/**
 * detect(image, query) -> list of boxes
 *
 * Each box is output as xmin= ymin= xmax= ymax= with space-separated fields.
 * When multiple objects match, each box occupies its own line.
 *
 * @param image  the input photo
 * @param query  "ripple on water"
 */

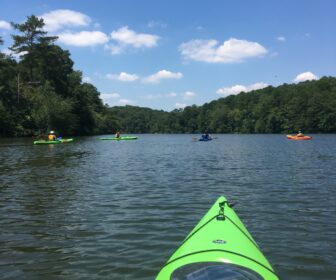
xmin=0 ymin=134 xmax=336 ymax=279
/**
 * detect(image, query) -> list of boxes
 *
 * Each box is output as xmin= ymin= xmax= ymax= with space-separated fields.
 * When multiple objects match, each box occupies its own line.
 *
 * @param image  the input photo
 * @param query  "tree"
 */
xmin=0 ymin=36 xmax=20 ymax=135
xmin=29 ymin=82 xmax=77 ymax=134
xmin=35 ymin=44 xmax=74 ymax=97
xmin=10 ymin=15 xmax=57 ymax=82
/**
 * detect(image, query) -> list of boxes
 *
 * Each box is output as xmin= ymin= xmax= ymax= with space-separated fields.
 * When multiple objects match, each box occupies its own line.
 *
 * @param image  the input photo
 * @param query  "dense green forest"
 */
xmin=1 ymin=15 xmax=336 ymax=136
xmin=110 ymin=76 xmax=336 ymax=134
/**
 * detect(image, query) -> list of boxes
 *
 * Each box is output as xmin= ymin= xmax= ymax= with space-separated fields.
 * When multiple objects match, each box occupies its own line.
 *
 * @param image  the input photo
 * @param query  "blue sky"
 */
xmin=1 ymin=0 xmax=335 ymax=111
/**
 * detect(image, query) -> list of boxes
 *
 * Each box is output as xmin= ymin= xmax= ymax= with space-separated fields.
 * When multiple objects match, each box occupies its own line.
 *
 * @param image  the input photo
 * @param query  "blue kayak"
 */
xmin=199 ymin=138 xmax=212 ymax=141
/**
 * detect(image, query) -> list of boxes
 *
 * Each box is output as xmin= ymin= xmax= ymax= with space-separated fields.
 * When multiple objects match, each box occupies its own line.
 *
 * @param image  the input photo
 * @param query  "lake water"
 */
xmin=0 ymin=134 xmax=335 ymax=279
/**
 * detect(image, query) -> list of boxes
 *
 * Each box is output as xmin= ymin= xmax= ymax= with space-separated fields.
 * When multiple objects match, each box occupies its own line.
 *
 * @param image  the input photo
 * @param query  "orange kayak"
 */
xmin=287 ymin=135 xmax=312 ymax=140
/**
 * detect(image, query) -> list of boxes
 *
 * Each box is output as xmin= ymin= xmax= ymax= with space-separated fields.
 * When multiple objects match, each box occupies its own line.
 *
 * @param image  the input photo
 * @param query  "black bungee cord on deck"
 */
xmin=217 ymin=200 xmax=236 ymax=221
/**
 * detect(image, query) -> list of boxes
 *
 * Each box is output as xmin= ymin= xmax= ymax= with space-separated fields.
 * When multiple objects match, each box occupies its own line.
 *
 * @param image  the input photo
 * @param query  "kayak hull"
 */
xmin=33 ymin=138 xmax=74 ymax=145
xmin=156 ymin=196 xmax=279 ymax=280
xmin=198 ymin=138 xmax=212 ymax=141
xmin=99 ymin=136 xmax=138 ymax=140
xmin=287 ymin=135 xmax=312 ymax=140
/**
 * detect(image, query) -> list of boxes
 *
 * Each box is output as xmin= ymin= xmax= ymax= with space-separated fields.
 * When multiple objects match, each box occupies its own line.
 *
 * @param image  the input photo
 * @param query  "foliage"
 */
xmin=107 ymin=78 xmax=336 ymax=134
xmin=0 ymin=16 xmax=336 ymax=137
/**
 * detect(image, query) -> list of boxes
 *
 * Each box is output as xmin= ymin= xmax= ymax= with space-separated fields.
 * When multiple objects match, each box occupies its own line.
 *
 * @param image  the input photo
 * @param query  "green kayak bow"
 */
xmin=156 ymin=196 xmax=279 ymax=280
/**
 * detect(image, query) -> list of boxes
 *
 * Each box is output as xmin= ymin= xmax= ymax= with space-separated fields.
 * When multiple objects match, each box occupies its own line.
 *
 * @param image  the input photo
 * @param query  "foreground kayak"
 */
xmin=33 ymin=138 xmax=74 ymax=145
xmin=99 ymin=136 xmax=138 ymax=140
xmin=156 ymin=196 xmax=279 ymax=280
xmin=287 ymin=135 xmax=312 ymax=140
xmin=199 ymin=138 xmax=212 ymax=141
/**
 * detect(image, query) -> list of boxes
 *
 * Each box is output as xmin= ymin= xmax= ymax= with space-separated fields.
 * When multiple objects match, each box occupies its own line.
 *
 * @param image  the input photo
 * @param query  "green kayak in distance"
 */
xmin=33 ymin=138 xmax=74 ymax=145
xmin=156 ymin=196 xmax=279 ymax=280
xmin=99 ymin=136 xmax=138 ymax=140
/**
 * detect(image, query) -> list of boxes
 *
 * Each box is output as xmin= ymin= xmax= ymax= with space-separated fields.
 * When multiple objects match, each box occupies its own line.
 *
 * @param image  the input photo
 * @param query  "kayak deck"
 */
xmin=156 ymin=196 xmax=279 ymax=280
xmin=33 ymin=138 xmax=74 ymax=145
xmin=99 ymin=136 xmax=138 ymax=140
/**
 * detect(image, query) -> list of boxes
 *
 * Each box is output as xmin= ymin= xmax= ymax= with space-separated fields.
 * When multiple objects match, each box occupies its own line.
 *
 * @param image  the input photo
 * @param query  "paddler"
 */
xmin=115 ymin=131 xmax=121 ymax=138
xmin=297 ymin=130 xmax=304 ymax=137
xmin=48 ymin=130 xmax=57 ymax=141
xmin=201 ymin=131 xmax=211 ymax=140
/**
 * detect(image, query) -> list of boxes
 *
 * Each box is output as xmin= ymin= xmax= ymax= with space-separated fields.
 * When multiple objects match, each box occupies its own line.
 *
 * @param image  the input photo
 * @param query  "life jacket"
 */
xmin=48 ymin=134 xmax=56 ymax=141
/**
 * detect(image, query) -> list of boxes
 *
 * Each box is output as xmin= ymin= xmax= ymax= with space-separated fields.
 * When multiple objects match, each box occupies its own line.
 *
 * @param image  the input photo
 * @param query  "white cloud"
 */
xmin=179 ymin=38 xmax=267 ymax=63
xmin=1 ymin=48 xmax=28 ymax=59
xmin=143 ymin=94 xmax=162 ymax=100
xmin=100 ymin=92 xmax=135 ymax=106
xmin=106 ymin=26 xmax=159 ymax=54
xmin=19 ymin=51 xmax=29 ymax=56
xmin=167 ymin=92 xmax=177 ymax=97
xmin=100 ymin=93 xmax=122 ymax=106
xmin=40 ymin=9 xmax=91 ymax=32
xmin=248 ymin=82 xmax=269 ymax=91
xmin=111 ymin=26 xmax=159 ymax=48
xmin=106 ymin=72 xmax=139 ymax=82
xmin=143 ymin=70 xmax=183 ymax=83
xmin=119 ymin=98 xmax=134 ymax=105
xmin=109 ymin=93 xmax=121 ymax=98
xmin=217 ymin=85 xmax=246 ymax=96
xmin=83 ymin=76 xmax=92 ymax=83
xmin=183 ymin=91 xmax=196 ymax=99
xmin=277 ymin=36 xmax=286 ymax=42
xmin=175 ymin=103 xmax=187 ymax=109
xmin=100 ymin=93 xmax=120 ymax=98
xmin=104 ymin=44 xmax=124 ymax=55
xmin=1 ymin=49 xmax=13 ymax=56
xmin=57 ymin=31 xmax=109 ymax=46
xmin=217 ymin=82 xmax=268 ymax=97
xmin=0 ymin=20 xmax=11 ymax=30
xmin=293 ymin=72 xmax=318 ymax=83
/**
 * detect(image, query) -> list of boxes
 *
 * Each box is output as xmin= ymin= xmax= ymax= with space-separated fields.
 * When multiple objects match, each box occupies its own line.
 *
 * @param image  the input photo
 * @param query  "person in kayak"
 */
xmin=201 ymin=131 xmax=212 ymax=140
xmin=48 ymin=131 xmax=57 ymax=141
xmin=297 ymin=130 xmax=304 ymax=137
xmin=115 ymin=131 xmax=121 ymax=138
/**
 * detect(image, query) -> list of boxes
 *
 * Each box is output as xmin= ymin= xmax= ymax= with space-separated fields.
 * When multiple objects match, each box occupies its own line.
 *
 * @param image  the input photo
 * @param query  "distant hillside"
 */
xmin=109 ymin=77 xmax=336 ymax=133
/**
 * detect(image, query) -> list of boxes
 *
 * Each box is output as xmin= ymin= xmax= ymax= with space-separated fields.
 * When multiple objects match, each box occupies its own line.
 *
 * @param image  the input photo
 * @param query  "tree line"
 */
xmin=110 ymin=76 xmax=336 ymax=134
xmin=1 ymin=15 xmax=336 ymax=136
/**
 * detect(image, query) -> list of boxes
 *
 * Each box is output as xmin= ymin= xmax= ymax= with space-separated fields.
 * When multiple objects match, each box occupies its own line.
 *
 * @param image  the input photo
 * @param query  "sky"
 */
xmin=1 ymin=0 xmax=335 ymax=111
